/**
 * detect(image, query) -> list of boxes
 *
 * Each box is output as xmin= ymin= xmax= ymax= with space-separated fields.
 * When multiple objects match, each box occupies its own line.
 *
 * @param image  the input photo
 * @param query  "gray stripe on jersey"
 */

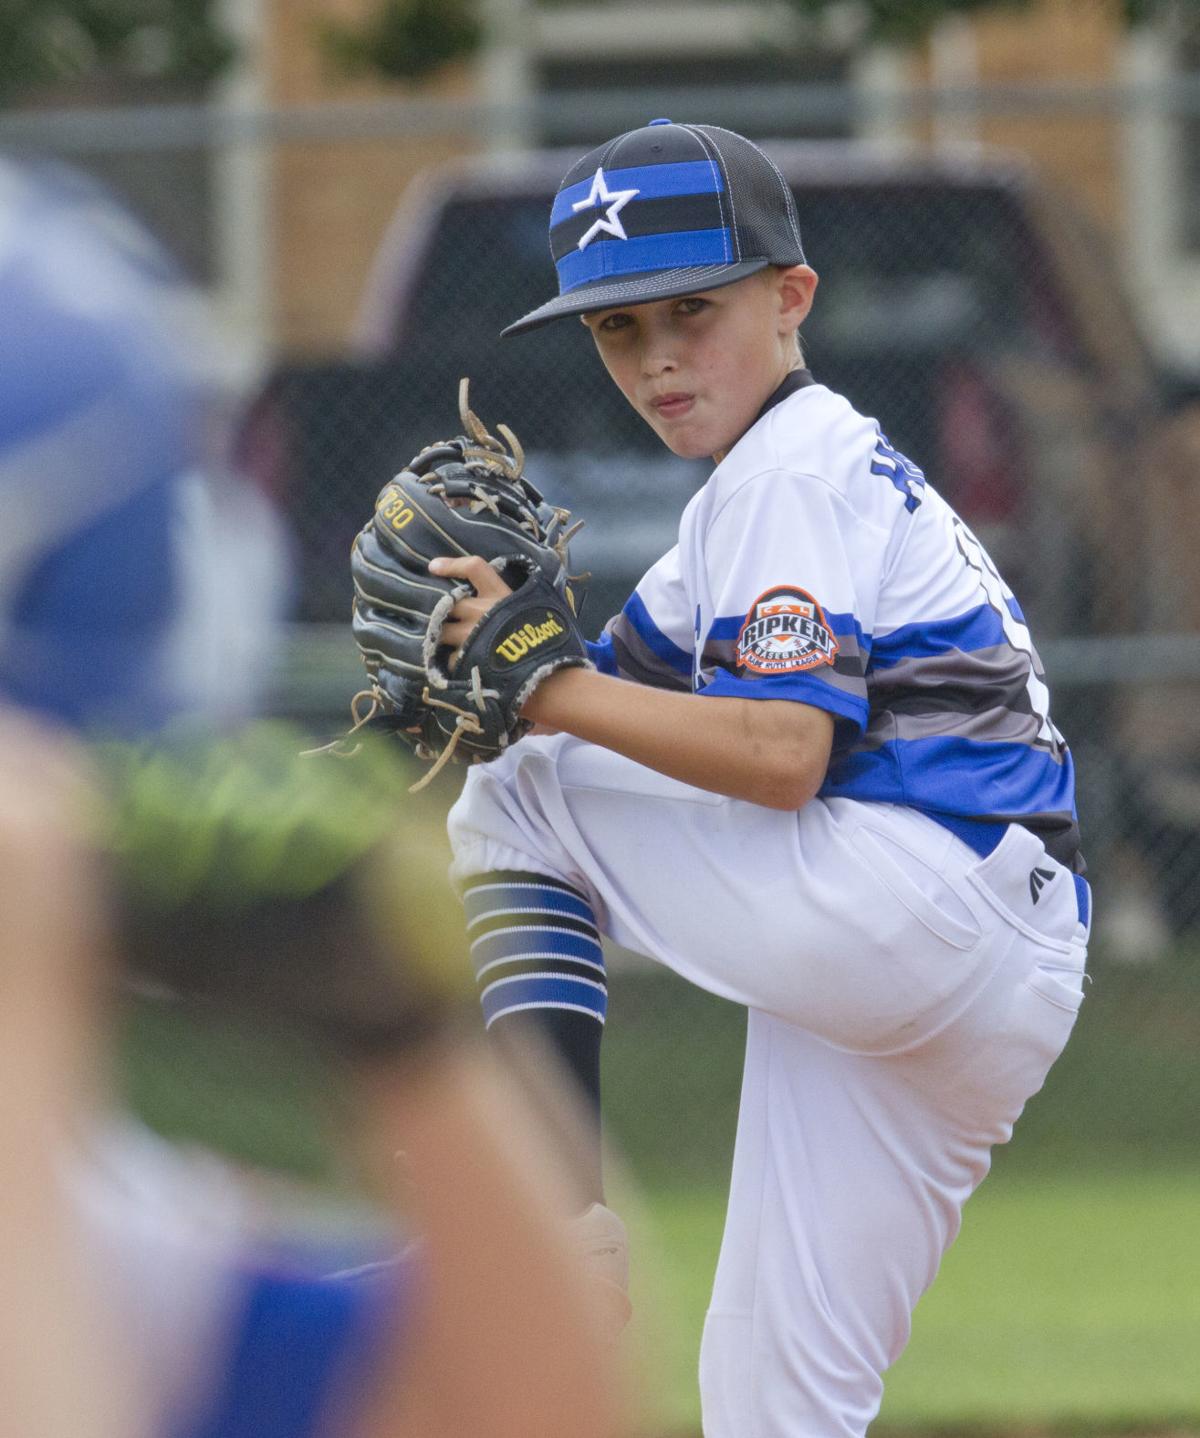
xmin=702 ymin=637 xmax=867 ymax=694
xmin=861 ymin=640 xmax=1070 ymax=757
xmin=861 ymin=703 xmax=1049 ymax=750
xmin=868 ymin=643 xmax=1036 ymax=714
xmin=605 ymin=612 xmax=693 ymax=692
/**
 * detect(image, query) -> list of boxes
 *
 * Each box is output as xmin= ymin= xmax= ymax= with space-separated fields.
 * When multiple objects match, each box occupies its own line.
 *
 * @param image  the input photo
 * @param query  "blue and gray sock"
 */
xmin=461 ymin=868 xmax=606 ymax=1197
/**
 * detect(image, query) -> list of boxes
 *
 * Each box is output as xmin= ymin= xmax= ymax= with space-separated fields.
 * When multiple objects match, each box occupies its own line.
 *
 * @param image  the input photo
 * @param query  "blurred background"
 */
xmin=5 ymin=1 xmax=1198 ymax=1432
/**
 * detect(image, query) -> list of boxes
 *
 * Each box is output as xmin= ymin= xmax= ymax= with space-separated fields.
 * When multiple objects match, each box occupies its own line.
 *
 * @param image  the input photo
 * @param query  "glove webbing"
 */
xmin=302 ymin=679 xmax=503 ymax=793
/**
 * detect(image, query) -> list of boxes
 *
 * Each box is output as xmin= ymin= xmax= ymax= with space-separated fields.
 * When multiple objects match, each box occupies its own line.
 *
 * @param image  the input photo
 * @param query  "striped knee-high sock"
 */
xmin=462 ymin=869 xmax=606 ymax=1196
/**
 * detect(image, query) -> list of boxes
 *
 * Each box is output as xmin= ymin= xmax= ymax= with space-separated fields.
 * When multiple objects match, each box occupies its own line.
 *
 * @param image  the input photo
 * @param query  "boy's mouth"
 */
xmin=649 ymin=392 xmax=694 ymax=420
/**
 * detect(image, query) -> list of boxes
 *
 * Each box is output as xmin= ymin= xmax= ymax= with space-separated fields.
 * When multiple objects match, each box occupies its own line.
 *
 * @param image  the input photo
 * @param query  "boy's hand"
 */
xmin=428 ymin=555 xmax=513 ymax=668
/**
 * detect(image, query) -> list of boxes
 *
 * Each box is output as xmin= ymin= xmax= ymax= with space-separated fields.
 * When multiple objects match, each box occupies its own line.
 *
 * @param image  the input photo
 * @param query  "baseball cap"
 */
xmin=502 ymin=119 xmax=806 ymax=337
xmin=0 ymin=159 xmax=289 ymax=733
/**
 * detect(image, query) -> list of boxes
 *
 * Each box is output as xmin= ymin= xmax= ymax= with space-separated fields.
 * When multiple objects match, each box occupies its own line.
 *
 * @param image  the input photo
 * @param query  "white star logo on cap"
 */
xmin=572 ymin=168 xmax=640 ymax=251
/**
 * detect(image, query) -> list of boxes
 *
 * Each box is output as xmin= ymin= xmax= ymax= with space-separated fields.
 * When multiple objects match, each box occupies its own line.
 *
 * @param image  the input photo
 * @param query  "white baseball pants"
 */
xmin=448 ymin=734 xmax=1089 ymax=1438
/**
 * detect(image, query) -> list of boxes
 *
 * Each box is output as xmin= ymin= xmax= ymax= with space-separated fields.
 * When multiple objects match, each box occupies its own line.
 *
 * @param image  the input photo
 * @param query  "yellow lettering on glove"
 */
xmin=376 ymin=485 xmax=415 ymax=531
xmin=496 ymin=615 xmax=565 ymax=664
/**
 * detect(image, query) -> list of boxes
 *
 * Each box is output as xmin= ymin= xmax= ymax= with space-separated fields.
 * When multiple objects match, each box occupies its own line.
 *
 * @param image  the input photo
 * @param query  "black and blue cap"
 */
xmin=502 ymin=119 xmax=806 ymax=337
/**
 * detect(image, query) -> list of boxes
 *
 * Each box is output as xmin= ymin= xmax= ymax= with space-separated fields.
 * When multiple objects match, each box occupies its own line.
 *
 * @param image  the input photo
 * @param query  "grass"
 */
xmin=881 ymin=1167 xmax=1200 ymax=1427
xmin=634 ymin=1170 xmax=1200 ymax=1435
xmin=600 ymin=952 xmax=1200 ymax=1434
xmin=119 ymin=950 xmax=1200 ymax=1435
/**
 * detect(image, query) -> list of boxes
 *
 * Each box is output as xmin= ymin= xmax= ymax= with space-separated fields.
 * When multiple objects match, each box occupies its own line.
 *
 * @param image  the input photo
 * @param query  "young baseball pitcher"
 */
xmin=425 ymin=120 xmax=1089 ymax=1436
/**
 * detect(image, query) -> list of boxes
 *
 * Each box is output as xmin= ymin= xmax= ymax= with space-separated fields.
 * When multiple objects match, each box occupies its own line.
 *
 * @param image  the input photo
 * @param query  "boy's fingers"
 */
xmin=439 ymin=618 xmax=474 ymax=649
xmin=428 ymin=555 xmax=512 ymax=600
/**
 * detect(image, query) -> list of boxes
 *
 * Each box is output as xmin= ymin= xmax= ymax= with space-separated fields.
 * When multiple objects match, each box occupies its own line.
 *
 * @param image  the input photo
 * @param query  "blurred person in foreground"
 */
xmin=0 ymin=156 xmax=626 ymax=1438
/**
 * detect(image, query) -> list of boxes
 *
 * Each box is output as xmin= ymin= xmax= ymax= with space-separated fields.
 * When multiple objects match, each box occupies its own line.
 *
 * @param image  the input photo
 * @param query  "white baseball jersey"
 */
xmin=589 ymin=371 xmax=1083 ymax=878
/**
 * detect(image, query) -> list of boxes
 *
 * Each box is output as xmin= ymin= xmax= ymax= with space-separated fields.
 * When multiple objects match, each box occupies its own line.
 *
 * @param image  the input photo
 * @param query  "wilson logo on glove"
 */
xmin=495 ymin=612 xmax=567 ymax=665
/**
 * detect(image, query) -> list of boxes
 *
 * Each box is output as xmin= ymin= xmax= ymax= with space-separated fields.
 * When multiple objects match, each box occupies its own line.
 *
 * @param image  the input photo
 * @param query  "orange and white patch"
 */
xmin=736 ymin=586 xmax=839 ymax=675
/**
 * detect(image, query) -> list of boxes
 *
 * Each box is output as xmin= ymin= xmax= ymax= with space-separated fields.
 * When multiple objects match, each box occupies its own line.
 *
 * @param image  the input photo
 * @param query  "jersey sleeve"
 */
xmin=586 ymin=544 xmax=694 ymax=692
xmin=697 ymin=471 xmax=878 ymax=734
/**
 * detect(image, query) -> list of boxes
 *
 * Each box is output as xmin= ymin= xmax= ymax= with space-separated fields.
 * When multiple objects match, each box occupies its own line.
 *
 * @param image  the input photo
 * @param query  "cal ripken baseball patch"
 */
xmin=736 ymin=586 xmax=839 ymax=675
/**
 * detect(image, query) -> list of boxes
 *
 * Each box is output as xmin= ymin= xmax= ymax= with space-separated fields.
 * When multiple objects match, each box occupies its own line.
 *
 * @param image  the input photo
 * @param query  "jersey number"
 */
xmin=952 ymin=517 xmax=1063 ymax=752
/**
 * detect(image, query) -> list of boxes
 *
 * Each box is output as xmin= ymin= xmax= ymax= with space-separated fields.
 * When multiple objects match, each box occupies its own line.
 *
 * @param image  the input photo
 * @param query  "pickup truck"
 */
xmin=238 ymin=140 xmax=1200 ymax=942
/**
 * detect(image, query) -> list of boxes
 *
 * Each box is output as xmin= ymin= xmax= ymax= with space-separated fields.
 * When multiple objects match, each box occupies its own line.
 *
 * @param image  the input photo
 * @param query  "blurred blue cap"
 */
xmin=0 ymin=159 xmax=289 ymax=732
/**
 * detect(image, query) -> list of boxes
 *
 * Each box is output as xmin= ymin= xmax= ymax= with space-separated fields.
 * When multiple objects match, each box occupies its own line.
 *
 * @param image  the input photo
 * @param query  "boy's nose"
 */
xmin=640 ymin=339 xmax=678 ymax=378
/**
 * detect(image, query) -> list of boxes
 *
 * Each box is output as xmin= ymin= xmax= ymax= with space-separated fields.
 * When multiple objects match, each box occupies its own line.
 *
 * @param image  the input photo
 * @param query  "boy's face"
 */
xmin=580 ymin=266 xmax=817 ymax=462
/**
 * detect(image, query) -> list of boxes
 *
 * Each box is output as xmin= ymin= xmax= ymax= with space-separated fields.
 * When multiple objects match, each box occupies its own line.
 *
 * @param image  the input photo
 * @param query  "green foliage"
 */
xmin=320 ymin=0 xmax=482 ymax=84
xmin=782 ymin=0 xmax=1174 ymax=46
xmin=783 ymin=0 xmax=1028 ymax=47
xmin=1122 ymin=0 xmax=1177 ymax=23
xmin=0 ymin=0 xmax=235 ymax=105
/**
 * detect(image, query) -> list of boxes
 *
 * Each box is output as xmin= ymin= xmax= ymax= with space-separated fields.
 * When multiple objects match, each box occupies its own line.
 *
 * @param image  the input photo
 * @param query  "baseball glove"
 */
xmin=345 ymin=379 xmax=591 ymax=785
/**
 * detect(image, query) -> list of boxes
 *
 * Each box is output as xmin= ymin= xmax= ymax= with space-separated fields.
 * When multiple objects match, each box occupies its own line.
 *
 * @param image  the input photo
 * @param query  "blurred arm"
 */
xmin=0 ymin=716 xmax=149 ymax=1438
xmin=352 ymin=1043 xmax=627 ymax=1438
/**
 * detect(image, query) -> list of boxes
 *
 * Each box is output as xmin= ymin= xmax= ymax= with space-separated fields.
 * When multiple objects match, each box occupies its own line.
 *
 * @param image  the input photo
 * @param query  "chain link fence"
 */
xmin=5 ymin=78 xmax=1199 ymax=1151
xmin=6 ymin=78 xmax=1199 ymax=953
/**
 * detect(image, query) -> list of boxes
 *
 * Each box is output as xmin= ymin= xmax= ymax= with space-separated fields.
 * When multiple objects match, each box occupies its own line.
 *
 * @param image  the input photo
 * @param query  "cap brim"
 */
xmin=501 ymin=259 xmax=771 ymax=337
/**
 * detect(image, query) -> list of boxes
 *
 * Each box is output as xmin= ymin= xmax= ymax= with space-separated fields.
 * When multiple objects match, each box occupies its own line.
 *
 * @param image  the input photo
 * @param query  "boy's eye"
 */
xmin=677 ymin=297 xmax=709 ymax=316
xmin=597 ymin=312 xmax=633 ymax=332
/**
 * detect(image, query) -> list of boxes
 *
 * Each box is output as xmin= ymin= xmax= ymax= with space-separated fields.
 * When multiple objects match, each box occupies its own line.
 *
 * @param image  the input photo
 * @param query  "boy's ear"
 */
xmin=775 ymin=265 xmax=818 ymax=335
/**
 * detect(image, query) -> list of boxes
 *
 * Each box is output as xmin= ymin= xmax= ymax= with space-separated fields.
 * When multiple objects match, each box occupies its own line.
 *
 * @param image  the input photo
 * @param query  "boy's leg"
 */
xmin=699 ymin=938 xmax=1083 ymax=1437
xmin=448 ymin=733 xmax=1088 ymax=1432
xmin=459 ymin=867 xmax=608 ymax=1203
xmin=448 ymin=734 xmax=1035 ymax=1052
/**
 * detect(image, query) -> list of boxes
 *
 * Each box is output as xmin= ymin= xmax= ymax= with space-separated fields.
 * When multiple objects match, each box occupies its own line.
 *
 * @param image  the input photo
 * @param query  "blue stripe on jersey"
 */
xmin=557 ymin=228 xmax=733 ymax=293
xmin=176 ymin=1267 xmax=387 ymax=1438
xmin=464 ymin=883 xmax=596 ymax=928
xmin=624 ymin=591 xmax=694 ymax=675
xmin=869 ymin=604 xmax=1007 ymax=668
xmin=587 ymin=633 xmax=621 ymax=675
xmin=551 ymin=160 xmax=725 ymax=226
xmin=822 ymin=736 xmax=1077 ymax=821
xmin=707 ymin=608 xmax=868 ymax=652
xmin=471 ymin=926 xmax=605 ymax=978
xmin=481 ymin=974 xmax=607 ymax=1027
xmin=1074 ymin=874 xmax=1091 ymax=928
xmin=1006 ymin=594 xmax=1027 ymax=624
xmin=932 ymin=812 xmax=1007 ymax=857
xmin=699 ymin=669 xmax=869 ymax=731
